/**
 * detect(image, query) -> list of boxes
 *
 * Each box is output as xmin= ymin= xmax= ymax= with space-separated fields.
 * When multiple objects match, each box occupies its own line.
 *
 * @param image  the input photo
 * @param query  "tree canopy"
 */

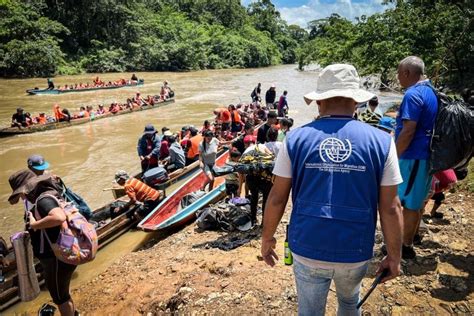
xmin=1 ymin=0 xmax=471 ymax=89
xmin=297 ymin=0 xmax=474 ymax=88
xmin=0 ymin=0 xmax=306 ymax=77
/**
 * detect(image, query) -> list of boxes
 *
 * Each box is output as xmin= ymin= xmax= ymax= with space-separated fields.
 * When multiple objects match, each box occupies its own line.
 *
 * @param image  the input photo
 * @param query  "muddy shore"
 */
xmin=23 ymin=190 xmax=473 ymax=315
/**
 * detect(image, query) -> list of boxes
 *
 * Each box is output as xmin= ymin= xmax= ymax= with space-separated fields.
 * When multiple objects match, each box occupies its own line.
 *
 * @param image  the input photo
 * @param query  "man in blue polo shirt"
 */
xmin=261 ymin=64 xmax=403 ymax=315
xmin=395 ymin=56 xmax=437 ymax=259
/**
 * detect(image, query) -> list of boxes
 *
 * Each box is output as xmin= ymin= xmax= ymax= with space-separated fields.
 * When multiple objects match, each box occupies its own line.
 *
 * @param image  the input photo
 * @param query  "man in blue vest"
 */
xmin=261 ymin=64 xmax=403 ymax=315
xmin=395 ymin=56 xmax=437 ymax=259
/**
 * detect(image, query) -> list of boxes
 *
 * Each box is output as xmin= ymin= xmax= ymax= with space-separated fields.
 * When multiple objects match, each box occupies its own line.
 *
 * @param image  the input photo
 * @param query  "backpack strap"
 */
xmin=34 ymin=194 xmax=64 ymax=254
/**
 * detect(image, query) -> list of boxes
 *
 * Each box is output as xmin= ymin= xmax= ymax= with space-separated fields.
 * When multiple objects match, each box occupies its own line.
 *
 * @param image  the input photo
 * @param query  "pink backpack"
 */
xmin=35 ymin=194 xmax=98 ymax=265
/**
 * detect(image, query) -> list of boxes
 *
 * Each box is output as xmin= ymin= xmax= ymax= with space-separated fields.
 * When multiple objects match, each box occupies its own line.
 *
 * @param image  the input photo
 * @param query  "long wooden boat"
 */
xmin=0 ymin=98 xmax=174 ymax=137
xmin=0 ymin=193 xmax=162 ymax=311
xmin=138 ymin=151 xmax=229 ymax=232
xmin=26 ymin=79 xmax=144 ymax=95
xmin=111 ymin=149 xmax=226 ymax=199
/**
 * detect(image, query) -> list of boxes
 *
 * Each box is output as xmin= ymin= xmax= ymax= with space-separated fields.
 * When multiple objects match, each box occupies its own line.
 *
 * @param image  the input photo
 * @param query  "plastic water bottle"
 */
xmin=284 ymin=225 xmax=293 ymax=266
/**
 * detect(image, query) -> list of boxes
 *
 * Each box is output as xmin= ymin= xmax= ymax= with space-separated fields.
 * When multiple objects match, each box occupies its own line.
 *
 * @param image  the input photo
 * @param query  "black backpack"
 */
xmin=428 ymin=89 xmax=474 ymax=175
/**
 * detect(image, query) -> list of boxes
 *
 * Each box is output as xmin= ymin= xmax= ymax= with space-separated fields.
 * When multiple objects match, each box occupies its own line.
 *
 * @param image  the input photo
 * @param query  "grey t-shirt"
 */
xmin=199 ymin=138 xmax=219 ymax=165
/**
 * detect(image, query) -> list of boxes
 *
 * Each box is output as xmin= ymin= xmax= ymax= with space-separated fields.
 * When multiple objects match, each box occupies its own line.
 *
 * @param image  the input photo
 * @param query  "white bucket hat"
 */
xmin=304 ymin=64 xmax=375 ymax=104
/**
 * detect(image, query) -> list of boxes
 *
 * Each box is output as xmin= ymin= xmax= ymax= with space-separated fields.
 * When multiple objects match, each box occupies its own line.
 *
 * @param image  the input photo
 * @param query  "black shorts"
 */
xmin=231 ymin=122 xmax=242 ymax=133
xmin=40 ymin=257 xmax=77 ymax=305
xmin=221 ymin=122 xmax=231 ymax=132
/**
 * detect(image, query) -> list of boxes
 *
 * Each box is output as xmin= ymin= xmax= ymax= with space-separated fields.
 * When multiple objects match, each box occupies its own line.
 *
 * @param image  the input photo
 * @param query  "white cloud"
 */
xmin=280 ymin=0 xmax=392 ymax=28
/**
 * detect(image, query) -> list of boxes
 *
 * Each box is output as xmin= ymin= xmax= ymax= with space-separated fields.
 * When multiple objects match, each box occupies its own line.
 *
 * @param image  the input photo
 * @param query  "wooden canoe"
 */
xmin=0 ymin=98 xmax=175 ymax=138
xmin=111 ymin=149 xmax=226 ymax=199
xmin=138 ymin=151 xmax=229 ymax=232
xmin=26 ymin=80 xmax=144 ymax=95
xmin=0 ymin=193 xmax=163 ymax=311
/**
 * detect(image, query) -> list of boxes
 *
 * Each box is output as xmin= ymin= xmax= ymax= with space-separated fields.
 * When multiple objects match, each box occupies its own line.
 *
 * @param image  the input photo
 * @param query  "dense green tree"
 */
xmin=298 ymin=0 xmax=473 ymax=87
xmin=0 ymin=0 xmax=68 ymax=77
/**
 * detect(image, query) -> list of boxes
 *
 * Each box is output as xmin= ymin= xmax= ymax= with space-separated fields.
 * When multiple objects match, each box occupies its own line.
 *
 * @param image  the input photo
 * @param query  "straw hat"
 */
xmin=304 ymin=64 xmax=375 ymax=104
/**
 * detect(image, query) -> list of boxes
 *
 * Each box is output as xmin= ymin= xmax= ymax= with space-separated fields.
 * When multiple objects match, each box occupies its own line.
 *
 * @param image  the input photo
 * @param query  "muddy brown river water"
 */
xmin=0 ymin=64 xmax=402 ymax=313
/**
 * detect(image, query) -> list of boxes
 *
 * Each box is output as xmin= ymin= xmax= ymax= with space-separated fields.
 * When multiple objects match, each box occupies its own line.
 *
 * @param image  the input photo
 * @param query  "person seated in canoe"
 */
xmin=163 ymin=135 xmax=186 ymax=172
xmin=47 ymin=78 xmax=54 ymax=90
xmin=185 ymin=127 xmax=202 ymax=166
xmin=35 ymin=112 xmax=48 ymax=125
xmin=109 ymin=102 xmax=121 ymax=114
xmin=131 ymin=73 xmax=138 ymax=82
xmin=138 ymin=124 xmax=161 ymax=172
xmin=93 ymin=76 xmax=101 ymax=86
xmin=160 ymin=129 xmax=172 ymax=160
xmin=114 ymin=170 xmax=163 ymax=218
xmin=96 ymin=104 xmax=107 ymax=116
xmin=145 ymin=95 xmax=155 ymax=106
xmin=134 ymin=92 xmax=146 ymax=106
xmin=53 ymin=104 xmax=71 ymax=122
xmin=11 ymin=107 xmax=29 ymax=129
xmin=74 ymin=106 xmax=87 ymax=119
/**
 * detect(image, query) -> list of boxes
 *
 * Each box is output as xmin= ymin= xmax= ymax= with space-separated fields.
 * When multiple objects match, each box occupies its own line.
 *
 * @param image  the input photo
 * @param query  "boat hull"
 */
xmin=0 ymin=195 xmax=156 ymax=311
xmin=26 ymin=80 xmax=144 ymax=95
xmin=138 ymin=151 xmax=229 ymax=232
xmin=0 ymin=98 xmax=174 ymax=137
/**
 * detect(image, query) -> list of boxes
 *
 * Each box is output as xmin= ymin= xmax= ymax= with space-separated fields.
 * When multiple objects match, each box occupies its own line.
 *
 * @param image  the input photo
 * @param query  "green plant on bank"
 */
xmin=297 ymin=0 xmax=474 ymax=88
xmin=457 ymin=160 xmax=474 ymax=193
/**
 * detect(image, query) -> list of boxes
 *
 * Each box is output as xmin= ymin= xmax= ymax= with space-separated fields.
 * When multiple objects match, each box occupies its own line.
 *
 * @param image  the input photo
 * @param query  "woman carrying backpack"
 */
xmin=8 ymin=170 xmax=78 ymax=316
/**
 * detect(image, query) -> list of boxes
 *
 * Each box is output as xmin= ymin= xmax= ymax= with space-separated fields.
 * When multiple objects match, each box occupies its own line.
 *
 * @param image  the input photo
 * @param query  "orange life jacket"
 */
xmin=187 ymin=134 xmax=203 ymax=159
xmin=231 ymin=110 xmax=242 ymax=124
xmin=53 ymin=105 xmax=65 ymax=121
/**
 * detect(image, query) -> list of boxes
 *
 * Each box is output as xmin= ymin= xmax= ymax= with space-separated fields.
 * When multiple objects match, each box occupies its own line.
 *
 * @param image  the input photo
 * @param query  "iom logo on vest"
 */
xmin=319 ymin=137 xmax=352 ymax=163
xmin=305 ymin=137 xmax=366 ymax=173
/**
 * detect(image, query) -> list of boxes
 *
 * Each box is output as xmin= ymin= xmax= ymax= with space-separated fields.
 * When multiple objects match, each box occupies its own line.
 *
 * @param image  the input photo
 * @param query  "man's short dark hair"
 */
xmin=266 ymin=127 xmax=278 ymax=142
xmin=244 ymin=122 xmax=254 ymax=131
xmin=230 ymin=149 xmax=241 ymax=158
xmin=283 ymin=90 xmax=288 ymax=95
xmin=268 ymin=111 xmax=278 ymax=119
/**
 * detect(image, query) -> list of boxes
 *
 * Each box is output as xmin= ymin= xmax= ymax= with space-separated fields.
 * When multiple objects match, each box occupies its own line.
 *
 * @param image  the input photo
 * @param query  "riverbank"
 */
xmin=19 ymin=184 xmax=473 ymax=315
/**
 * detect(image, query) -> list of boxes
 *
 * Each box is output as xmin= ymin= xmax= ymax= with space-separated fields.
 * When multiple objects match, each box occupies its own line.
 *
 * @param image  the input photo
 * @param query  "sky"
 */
xmin=242 ymin=0 xmax=392 ymax=28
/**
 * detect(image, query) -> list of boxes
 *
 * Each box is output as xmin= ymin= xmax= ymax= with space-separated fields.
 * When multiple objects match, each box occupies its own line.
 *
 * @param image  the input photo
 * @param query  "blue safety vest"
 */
xmin=286 ymin=118 xmax=391 ymax=263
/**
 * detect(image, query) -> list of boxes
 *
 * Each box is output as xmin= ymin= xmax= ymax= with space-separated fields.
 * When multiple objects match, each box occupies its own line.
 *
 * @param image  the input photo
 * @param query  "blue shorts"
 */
xmin=398 ymin=159 xmax=432 ymax=211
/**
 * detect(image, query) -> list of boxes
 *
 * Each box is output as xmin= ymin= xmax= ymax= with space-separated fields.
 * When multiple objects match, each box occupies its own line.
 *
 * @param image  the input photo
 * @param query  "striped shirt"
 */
xmin=124 ymin=178 xmax=160 ymax=202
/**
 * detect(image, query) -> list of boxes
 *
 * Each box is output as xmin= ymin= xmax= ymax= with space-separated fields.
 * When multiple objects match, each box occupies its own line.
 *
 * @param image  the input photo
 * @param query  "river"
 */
xmin=0 ymin=64 xmax=402 ymax=312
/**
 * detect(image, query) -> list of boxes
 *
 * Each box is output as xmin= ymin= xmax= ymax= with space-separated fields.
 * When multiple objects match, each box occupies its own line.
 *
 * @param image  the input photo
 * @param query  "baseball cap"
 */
xmin=27 ymin=155 xmax=50 ymax=171
xmin=376 ymin=117 xmax=396 ymax=132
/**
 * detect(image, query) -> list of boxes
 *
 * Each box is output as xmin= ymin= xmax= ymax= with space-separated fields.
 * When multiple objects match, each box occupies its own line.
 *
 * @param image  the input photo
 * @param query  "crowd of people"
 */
xmin=43 ymin=74 xmax=142 ymax=91
xmin=10 ymin=81 xmax=174 ymax=129
xmin=260 ymin=57 xmax=472 ymax=315
xmin=6 ymin=56 xmax=473 ymax=316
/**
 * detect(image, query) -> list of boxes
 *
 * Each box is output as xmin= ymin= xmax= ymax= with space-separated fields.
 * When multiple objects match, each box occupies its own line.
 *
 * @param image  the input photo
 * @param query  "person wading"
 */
xmin=265 ymin=84 xmax=277 ymax=108
xmin=137 ymin=124 xmax=161 ymax=172
xmin=395 ymin=56 xmax=438 ymax=259
xmin=261 ymin=64 xmax=403 ymax=315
